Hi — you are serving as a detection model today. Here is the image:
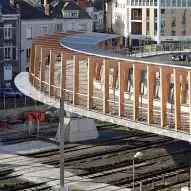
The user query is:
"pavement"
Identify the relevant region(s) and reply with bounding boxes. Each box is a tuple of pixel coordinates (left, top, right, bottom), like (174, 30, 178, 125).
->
(0, 140, 130, 191)
(129, 50, 172, 58)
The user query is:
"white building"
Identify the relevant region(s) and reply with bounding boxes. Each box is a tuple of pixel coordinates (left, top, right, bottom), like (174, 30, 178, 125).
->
(86, 7, 104, 32)
(109, 0, 191, 47)
(14, 0, 93, 72)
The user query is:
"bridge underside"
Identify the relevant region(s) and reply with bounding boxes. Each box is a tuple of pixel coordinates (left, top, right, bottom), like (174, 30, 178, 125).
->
(15, 32, 191, 142)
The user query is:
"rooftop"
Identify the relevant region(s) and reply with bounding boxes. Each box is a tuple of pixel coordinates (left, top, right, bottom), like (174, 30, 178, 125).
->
(17, 0, 49, 19)
(50, 0, 92, 19)
(0, 0, 18, 15)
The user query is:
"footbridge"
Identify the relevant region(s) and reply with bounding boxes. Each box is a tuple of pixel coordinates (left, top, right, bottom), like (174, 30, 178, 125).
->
(15, 32, 191, 142)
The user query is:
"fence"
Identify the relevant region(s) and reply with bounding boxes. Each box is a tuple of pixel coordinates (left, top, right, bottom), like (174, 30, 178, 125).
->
(113, 43, 191, 57)
(0, 95, 42, 110)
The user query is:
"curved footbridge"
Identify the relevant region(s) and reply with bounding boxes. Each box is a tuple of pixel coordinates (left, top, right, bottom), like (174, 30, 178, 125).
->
(15, 31, 191, 142)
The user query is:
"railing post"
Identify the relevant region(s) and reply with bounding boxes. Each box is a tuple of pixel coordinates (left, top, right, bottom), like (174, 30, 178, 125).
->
(112, 64, 118, 88)
(49, 50, 55, 96)
(118, 62, 125, 116)
(160, 67, 167, 127)
(87, 58, 95, 109)
(40, 48, 46, 92)
(188, 70, 191, 133)
(95, 63, 102, 80)
(181, 75, 187, 104)
(29, 44, 35, 83)
(73, 55, 79, 105)
(174, 69, 181, 131)
(133, 64, 141, 120)
(124, 67, 129, 92)
(34, 45, 40, 88)
(147, 66, 155, 124)
(103, 60, 109, 114)
(60, 53, 66, 97)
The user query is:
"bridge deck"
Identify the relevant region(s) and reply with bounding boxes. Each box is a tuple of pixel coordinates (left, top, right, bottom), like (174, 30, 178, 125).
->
(15, 32, 191, 142)
(15, 72, 191, 142)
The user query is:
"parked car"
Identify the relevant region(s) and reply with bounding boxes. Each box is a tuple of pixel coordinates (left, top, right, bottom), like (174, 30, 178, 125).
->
(0, 88, 23, 98)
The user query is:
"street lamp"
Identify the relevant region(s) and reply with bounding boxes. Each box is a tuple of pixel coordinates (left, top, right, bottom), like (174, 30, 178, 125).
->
(133, 152, 143, 191)
(60, 97, 68, 191)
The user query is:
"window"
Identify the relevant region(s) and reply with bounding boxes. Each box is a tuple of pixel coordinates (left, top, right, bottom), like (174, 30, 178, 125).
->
(139, 0, 143, 6)
(161, 0, 165, 6)
(154, 22, 157, 35)
(70, 11, 78, 18)
(172, 0, 176, 6)
(94, 15, 98, 20)
(26, 27, 32, 39)
(172, 30, 176, 36)
(182, 0, 186, 6)
(132, 9, 142, 20)
(161, 20, 165, 36)
(56, 23, 62, 32)
(177, 0, 181, 6)
(188, 0, 191, 6)
(4, 24, 12, 40)
(41, 25, 48, 35)
(172, 20, 176, 28)
(146, 8, 150, 20)
(26, 48, 31, 60)
(79, 24, 87, 31)
(166, 0, 171, 6)
(154, 9, 157, 18)
(161, 9, 165, 15)
(146, 22, 150, 35)
(4, 46, 12, 60)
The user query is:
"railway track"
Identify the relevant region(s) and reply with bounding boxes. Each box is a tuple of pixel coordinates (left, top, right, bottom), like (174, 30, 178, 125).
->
(0, 123, 190, 191)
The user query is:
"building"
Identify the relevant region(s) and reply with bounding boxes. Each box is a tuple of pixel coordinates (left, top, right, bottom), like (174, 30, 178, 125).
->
(0, 0, 20, 88)
(48, 0, 93, 32)
(11, 0, 93, 72)
(109, 0, 191, 47)
(13, 0, 53, 72)
(86, 7, 104, 32)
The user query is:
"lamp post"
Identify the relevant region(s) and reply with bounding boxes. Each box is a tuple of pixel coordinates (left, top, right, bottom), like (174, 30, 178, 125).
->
(60, 96, 66, 191)
(133, 152, 143, 191)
